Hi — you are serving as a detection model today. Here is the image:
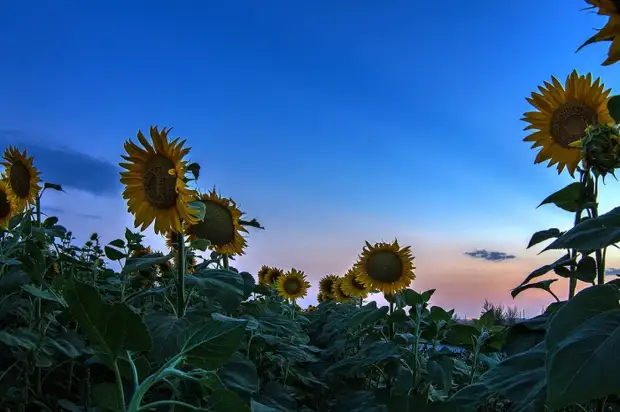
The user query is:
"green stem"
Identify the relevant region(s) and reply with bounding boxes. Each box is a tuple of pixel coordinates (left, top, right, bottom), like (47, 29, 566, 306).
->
(126, 351, 140, 393)
(590, 176, 606, 286)
(112, 361, 127, 412)
(222, 254, 229, 269)
(176, 231, 186, 318)
(34, 195, 42, 395)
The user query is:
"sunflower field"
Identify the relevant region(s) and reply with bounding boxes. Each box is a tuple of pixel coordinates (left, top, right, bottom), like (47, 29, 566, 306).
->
(4, 1, 620, 411)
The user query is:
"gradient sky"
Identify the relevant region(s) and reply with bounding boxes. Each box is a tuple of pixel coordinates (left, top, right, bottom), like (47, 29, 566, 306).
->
(2, 0, 620, 317)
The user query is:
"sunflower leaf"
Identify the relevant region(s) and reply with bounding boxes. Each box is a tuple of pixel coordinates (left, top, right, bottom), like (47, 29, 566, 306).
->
(608, 95, 620, 124)
(239, 218, 265, 230)
(187, 162, 200, 179)
(537, 182, 587, 212)
(44, 182, 64, 192)
(511, 279, 558, 300)
(189, 200, 206, 221)
(527, 228, 562, 249)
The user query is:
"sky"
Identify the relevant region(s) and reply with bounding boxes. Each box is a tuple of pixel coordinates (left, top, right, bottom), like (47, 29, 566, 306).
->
(2, 0, 620, 317)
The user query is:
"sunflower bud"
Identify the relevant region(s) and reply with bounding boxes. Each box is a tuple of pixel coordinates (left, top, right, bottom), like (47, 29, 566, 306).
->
(570, 124, 620, 177)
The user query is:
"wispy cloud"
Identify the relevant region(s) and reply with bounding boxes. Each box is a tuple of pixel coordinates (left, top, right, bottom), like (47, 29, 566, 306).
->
(0, 130, 120, 196)
(605, 267, 620, 276)
(464, 249, 516, 262)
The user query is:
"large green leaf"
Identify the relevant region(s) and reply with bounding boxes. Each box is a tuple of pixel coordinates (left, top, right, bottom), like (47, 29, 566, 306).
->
(607, 95, 620, 124)
(553, 255, 597, 283)
(538, 182, 586, 212)
(143, 312, 190, 363)
(543, 206, 620, 251)
(546, 284, 619, 350)
(217, 353, 259, 399)
(63, 278, 152, 361)
(516, 254, 572, 289)
(210, 389, 250, 412)
(121, 252, 173, 274)
(93, 383, 124, 412)
(178, 318, 247, 370)
(546, 309, 620, 409)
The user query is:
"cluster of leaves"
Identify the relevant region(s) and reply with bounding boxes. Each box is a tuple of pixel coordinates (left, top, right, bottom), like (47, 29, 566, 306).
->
(5, 200, 620, 411)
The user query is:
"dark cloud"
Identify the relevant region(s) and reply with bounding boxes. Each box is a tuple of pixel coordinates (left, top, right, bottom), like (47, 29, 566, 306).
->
(78, 213, 102, 220)
(465, 249, 516, 262)
(605, 267, 620, 276)
(0, 130, 121, 196)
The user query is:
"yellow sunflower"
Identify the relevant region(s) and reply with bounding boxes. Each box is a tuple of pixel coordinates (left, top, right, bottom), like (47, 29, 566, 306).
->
(317, 292, 327, 303)
(0, 180, 17, 228)
(306, 305, 316, 312)
(257, 265, 271, 285)
(318, 274, 339, 300)
(522, 70, 613, 176)
(355, 239, 415, 295)
(119, 126, 198, 235)
(1, 146, 41, 209)
(185, 189, 248, 256)
(332, 277, 352, 303)
(578, 1, 620, 66)
(265, 267, 284, 285)
(131, 246, 153, 258)
(341, 268, 370, 298)
(276, 268, 310, 300)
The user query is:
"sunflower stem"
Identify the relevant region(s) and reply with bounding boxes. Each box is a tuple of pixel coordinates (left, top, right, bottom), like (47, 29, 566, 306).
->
(176, 230, 186, 318)
(34, 194, 43, 395)
(222, 254, 229, 269)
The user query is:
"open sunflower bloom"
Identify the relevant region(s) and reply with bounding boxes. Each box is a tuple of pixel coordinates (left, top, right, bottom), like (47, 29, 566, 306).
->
(341, 268, 369, 298)
(120, 126, 198, 235)
(265, 267, 284, 285)
(332, 277, 352, 302)
(257, 265, 271, 285)
(185, 189, 248, 256)
(276, 268, 310, 300)
(355, 239, 415, 295)
(318, 274, 339, 300)
(578, 0, 620, 66)
(522, 70, 612, 176)
(0, 180, 18, 228)
(1, 146, 41, 210)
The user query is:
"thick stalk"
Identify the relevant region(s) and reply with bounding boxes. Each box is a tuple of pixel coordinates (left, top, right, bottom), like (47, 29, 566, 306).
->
(176, 231, 186, 318)
(35, 195, 42, 395)
(222, 254, 229, 269)
(590, 176, 606, 286)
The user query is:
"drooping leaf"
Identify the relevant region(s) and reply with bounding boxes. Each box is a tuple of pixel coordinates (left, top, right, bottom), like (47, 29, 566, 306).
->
(121, 253, 173, 274)
(511, 279, 558, 299)
(92, 382, 124, 412)
(218, 353, 259, 399)
(553, 255, 596, 283)
(63, 278, 152, 362)
(210, 389, 250, 412)
(44, 182, 64, 192)
(607, 95, 620, 124)
(22, 284, 66, 306)
(527, 228, 562, 249)
(143, 312, 190, 363)
(104, 246, 125, 261)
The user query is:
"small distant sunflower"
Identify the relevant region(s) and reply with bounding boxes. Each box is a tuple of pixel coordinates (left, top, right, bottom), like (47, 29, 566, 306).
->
(276, 268, 310, 300)
(318, 274, 339, 300)
(578, 1, 620, 66)
(306, 305, 316, 313)
(257, 265, 271, 285)
(355, 239, 415, 295)
(185, 189, 248, 256)
(265, 267, 284, 285)
(120, 126, 198, 235)
(341, 268, 370, 298)
(522, 70, 613, 176)
(1, 146, 41, 209)
(165, 229, 185, 250)
(332, 278, 352, 302)
(173, 253, 197, 274)
(0, 180, 17, 228)
(131, 246, 153, 258)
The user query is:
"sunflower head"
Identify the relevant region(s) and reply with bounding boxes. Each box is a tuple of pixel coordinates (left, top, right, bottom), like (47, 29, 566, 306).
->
(522, 71, 613, 176)
(0, 180, 17, 229)
(318, 274, 339, 300)
(571, 124, 620, 176)
(306, 305, 316, 313)
(185, 189, 248, 256)
(276, 268, 310, 300)
(341, 268, 370, 298)
(165, 229, 185, 250)
(131, 246, 153, 258)
(120, 126, 199, 235)
(317, 292, 327, 303)
(579, 1, 620, 66)
(265, 267, 284, 285)
(355, 239, 415, 295)
(1, 146, 42, 210)
(332, 277, 352, 303)
(257, 265, 271, 285)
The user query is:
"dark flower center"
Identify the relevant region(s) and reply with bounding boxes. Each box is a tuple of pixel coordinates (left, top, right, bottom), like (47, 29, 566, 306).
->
(142, 155, 178, 209)
(551, 101, 599, 148)
(188, 199, 235, 246)
(366, 251, 403, 283)
(10, 161, 32, 198)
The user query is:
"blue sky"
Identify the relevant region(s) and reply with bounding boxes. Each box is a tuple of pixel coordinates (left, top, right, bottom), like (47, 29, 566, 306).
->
(2, 0, 619, 316)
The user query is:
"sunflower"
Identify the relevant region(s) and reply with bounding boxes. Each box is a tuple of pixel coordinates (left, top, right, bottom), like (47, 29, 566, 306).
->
(185, 189, 248, 256)
(578, 1, 620, 66)
(257, 265, 271, 285)
(1, 146, 41, 209)
(332, 278, 352, 303)
(318, 274, 338, 300)
(276, 268, 310, 300)
(165, 229, 185, 250)
(306, 305, 316, 312)
(522, 70, 613, 176)
(355, 239, 415, 295)
(265, 267, 284, 285)
(0, 180, 17, 228)
(120, 126, 198, 235)
(317, 292, 327, 303)
(341, 268, 370, 298)
(131, 246, 153, 258)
